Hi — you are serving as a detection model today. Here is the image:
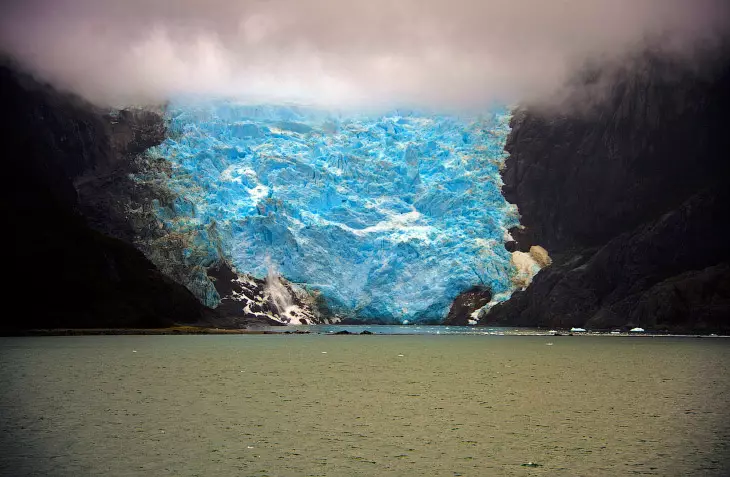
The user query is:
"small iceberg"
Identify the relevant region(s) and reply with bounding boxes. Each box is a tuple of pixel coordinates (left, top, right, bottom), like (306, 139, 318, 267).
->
(629, 327, 645, 333)
(570, 327, 586, 332)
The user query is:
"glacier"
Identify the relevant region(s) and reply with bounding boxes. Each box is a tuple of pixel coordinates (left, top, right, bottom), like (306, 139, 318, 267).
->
(146, 101, 520, 323)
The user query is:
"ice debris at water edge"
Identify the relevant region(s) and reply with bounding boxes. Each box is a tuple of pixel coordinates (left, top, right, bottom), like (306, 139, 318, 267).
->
(143, 101, 536, 323)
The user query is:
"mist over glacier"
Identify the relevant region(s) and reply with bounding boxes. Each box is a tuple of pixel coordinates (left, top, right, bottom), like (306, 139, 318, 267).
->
(148, 102, 518, 322)
(3, 1, 727, 109)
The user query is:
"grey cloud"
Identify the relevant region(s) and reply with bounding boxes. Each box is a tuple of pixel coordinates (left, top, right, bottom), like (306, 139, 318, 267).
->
(1, 0, 727, 108)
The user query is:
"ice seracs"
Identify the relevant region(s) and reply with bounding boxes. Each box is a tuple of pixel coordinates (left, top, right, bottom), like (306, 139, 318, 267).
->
(147, 102, 521, 323)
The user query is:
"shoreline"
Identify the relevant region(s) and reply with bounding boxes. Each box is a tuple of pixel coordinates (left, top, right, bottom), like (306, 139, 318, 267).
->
(0, 326, 279, 337)
(1, 325, 727, 338)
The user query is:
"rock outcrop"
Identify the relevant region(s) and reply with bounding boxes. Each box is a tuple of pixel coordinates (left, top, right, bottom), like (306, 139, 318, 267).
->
(207, 261, 324, 327)
(75, 108, 169, 243)
(482, 50, 730, 333)
(443, 286, 492, 326)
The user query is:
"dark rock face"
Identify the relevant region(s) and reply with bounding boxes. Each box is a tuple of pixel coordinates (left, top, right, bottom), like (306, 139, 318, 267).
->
(444, 286, 492, 326)
(0, 62, 209, 329)
(75, 108, 228, 309)
(501, 52, 730, 253)
(627, 263, 730, 332)
(484, 50, 730, 333)
(75, 108, 168, 243)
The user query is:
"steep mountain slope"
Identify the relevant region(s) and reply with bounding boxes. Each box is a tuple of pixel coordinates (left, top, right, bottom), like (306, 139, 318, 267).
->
(0, 63, 209, 329)
(483, 51, 730, 332)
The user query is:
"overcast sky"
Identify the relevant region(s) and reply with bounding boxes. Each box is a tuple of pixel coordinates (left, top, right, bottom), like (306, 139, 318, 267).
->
(1, 0, 727, 109)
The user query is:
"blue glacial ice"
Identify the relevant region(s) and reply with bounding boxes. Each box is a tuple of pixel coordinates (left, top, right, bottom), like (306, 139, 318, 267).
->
(148, 102, 520, 323)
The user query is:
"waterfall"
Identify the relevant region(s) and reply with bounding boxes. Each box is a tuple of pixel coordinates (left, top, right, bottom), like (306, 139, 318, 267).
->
(264, 255, 293, 315)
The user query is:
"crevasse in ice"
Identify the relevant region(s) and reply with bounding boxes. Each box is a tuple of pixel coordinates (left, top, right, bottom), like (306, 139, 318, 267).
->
(148, 102, 519, 323)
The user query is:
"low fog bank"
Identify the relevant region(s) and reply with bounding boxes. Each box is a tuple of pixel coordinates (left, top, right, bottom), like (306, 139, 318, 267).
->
(0, 0, 728, 110)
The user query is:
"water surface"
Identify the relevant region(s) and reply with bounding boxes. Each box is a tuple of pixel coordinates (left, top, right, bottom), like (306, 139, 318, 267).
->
(1, 335, 728, 476)
(263, 324, 534, 335)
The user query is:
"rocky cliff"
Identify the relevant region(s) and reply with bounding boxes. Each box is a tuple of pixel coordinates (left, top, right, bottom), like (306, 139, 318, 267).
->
(0, 62, 212, 329)
(482, 50, 730, 333)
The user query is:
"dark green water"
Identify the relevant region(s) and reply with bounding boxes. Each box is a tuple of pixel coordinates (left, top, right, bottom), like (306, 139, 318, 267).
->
(1, 335, 728, 476)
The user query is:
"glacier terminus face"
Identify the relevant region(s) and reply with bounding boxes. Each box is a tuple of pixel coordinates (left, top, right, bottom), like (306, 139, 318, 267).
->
(148, 102, 520, 323)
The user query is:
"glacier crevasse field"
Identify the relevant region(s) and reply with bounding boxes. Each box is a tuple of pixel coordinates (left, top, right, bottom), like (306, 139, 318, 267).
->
(146, 102, 522, 323)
